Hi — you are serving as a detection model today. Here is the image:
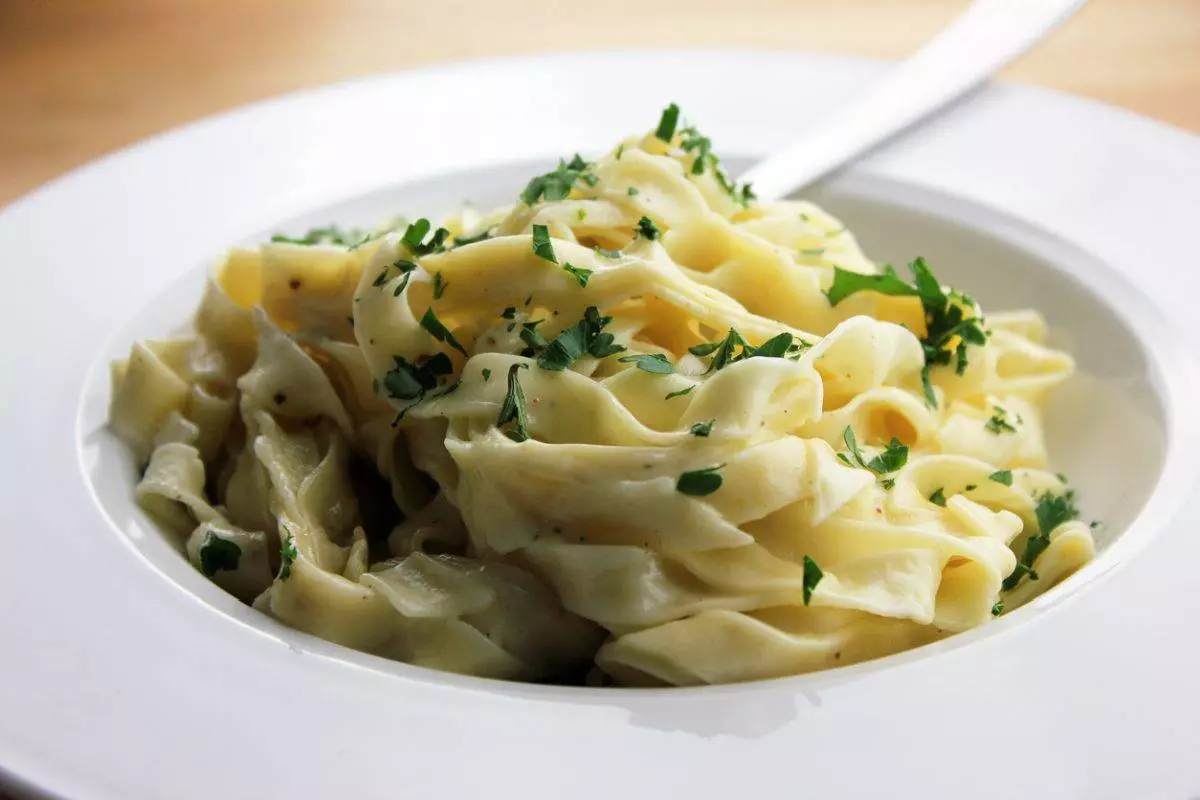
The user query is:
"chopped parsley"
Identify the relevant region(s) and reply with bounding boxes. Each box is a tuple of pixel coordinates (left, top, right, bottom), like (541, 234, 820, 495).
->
(841, 426, 909, 475)
(432, 271, 448, 300)
(419, 308, 468, 357)
(665, 385, 695, 400)
(627, 187, 640, 196)
(989, 470, 1014, 486)
(802, 556, 823, 606)
(530, 306, 625, 371)
(373, 259, 418, 296)
(881, 478, 896, 491)
(279, 532, 298, 581)
(826, 258, 987, 407)
(678, 122, 755, 206)
(688, 328, 809, 372)
(635, 216, 661, 241)
(501, 306, 517, 320)
(531, 224, 557, 263)
(453, 228, 493, 247)
(1002, 490, 1080, 591)
(618, 353, 674, 374)
(401, 218, 450, 256)
(198, 532, 241, 577)
(497, 364, 531, 442)
(992, 599, 1004, 616)
(576, 208, 587, 222)
(985, 406, 1018, 434)
(677, 464, 724, 497)
(655, 103, 680, 142)
(561, 262, 593, 287)
(518, 320, 548, 351)
(689, 418, 714, 437)
(929, 488, 947, 507)
(270, 224, 365, 247)
(482, 368, 492, 382)
(383, 352, 453, 402)
(520, 154, 598, 205)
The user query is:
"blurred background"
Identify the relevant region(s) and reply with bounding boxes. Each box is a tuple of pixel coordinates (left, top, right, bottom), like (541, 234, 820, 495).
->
(1, 0, 1196, 206)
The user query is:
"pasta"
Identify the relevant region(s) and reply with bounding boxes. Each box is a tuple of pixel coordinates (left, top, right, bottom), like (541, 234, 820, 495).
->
(109, 105, 1093, 686)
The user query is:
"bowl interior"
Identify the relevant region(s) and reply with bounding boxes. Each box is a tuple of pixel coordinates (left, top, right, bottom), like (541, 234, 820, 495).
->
(78, 160, 1170, 678)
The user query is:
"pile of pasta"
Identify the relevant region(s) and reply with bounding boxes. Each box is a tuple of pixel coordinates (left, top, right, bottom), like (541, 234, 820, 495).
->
(110, 111, 1095, 686)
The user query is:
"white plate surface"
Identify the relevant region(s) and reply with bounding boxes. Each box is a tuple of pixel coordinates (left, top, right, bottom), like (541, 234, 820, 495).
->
(2, 51, 1200, 800)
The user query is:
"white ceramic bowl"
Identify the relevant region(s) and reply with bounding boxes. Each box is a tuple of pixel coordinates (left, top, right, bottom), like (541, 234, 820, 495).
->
(3, 52, 1200, 800)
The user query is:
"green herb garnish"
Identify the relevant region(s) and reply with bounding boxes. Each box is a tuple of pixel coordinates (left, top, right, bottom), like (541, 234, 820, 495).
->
(453, 228, 493, 247)
(531, 223, 557, 263)
(561, 262, 593, 287)
(594, 246, 622, 259)
(279, 532, 298, 581)
(401, 218, 450, 256)
(419, 308, 468, 356)
(1002, 490, 1079, 591)
(665, 385, 695, 400)
(635, 216, 661, 241)
(627, 187, 640, 196)
(985, 406, 1018, 434)
(655, 103, 680, 142)
(826, 258, 987, 407)
(432, 271, 448, 300)
(520, 155, 598, 205)
(497, 363, 531, 442)
(482, 368, 492, 382)
(929, 488, 947, 507)
(618, 353, 673, 374)
(689, 328, 809, 372)
(802, 556, 823, 605)
(373, 259, 418, 296)
(532, 306, 625, 371)
(841, 426, 909, 475)
(678, 123, 755, 206)
(382, 352, 454, 402)
(501, 306, 517, 320)
(271, 225, 365, 247)
(992, 599, 1004, 616)
(198, 532, 241, 577)
(688, 419, 714, 437)
(989, 470, 1013, 486)
(677, 464, 724, 497)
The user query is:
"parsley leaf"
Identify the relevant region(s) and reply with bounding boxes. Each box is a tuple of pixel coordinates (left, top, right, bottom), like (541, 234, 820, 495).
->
(989, 470, 1013, 486)
(678, 123, 755, 207)
(635, 216, 661, 241)
(992, 599, 1004, 616)
(689, 419, 714, 437)
(842, 426, 908, 475)
(198, 532, 241, 577)
(518, 320, 547, 352)
(689, 328, 810, 372)
(520, 155, 597, 205)
(534, 306, 626, 371)
(419, 308, 468, 357)
(827, 258, 986, 407)
(929, 488, 947, 507)
(383, 352, 453, 402)
(802, 556, 823, 605)
(453, 228, 493, 247)
(1002, 490, 1079, 591)
(401, 219, 450, 256)
(665, 385, 695, 400)
(618, 353, 674, 374)
(373, 259, 418, 296)
(279, 532, 298, 581)
(627, 187, 640, 196)
(271, 225, 365, 247)
(655, 103, 680, 142)
(497, 364, 531, 442)
(501, 306, 517, 320)
(482, 368, 492, 382)
(432, 271, 448, 299)
(531, 224, 557, 263)
(561, 262, 593, 287)
(677, 464, 724, 497)
(985, 406, 1018, 434)
(881, 478, 896, 491)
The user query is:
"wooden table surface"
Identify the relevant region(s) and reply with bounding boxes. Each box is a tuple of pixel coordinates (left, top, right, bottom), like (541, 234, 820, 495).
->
(1, 0, 1197, 208)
